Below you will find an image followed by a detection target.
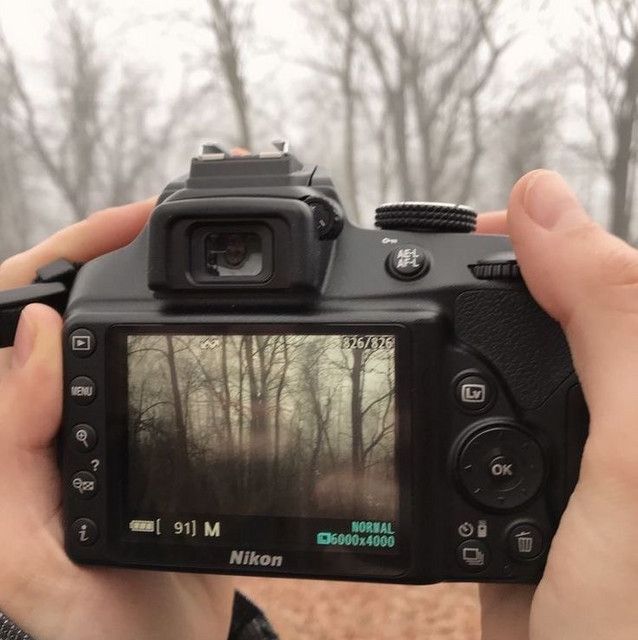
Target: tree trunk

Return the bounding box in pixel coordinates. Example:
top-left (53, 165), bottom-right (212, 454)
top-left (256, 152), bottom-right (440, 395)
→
top-left (207, 0), bottom-right (253, 149)
top-left (610, 41), bottom-right (638, 240)
top-left (350, 348), bottom-right (364, 477)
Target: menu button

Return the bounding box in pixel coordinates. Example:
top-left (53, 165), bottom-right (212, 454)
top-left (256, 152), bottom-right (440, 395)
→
top-left (70, 376), bottom-right (96, 406)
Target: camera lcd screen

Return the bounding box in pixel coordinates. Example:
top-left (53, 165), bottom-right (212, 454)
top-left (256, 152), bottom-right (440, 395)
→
top-left (124, 330), bottom-right (400, 556)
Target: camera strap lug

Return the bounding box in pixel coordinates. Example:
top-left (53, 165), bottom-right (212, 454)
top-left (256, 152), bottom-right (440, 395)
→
top-left (0, 259), bottom-right (81, 348)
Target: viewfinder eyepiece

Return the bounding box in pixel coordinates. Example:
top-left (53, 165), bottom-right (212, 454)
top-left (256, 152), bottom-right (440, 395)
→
top-left (204, 232), bottom-right (262, 275)
top-left (190, 224), bottom-right (273, 284)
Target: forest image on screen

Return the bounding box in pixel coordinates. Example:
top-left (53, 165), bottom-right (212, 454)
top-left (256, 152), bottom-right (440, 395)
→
top-left (127, 333), bottom-right (397, 520)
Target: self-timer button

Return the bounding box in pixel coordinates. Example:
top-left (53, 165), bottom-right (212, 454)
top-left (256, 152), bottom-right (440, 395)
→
top-left (386, 245), bottom-right (430, 280)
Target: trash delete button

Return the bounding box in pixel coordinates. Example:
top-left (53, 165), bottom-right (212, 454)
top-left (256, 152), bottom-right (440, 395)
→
top-left (507, 523), bottom-right (544, 561)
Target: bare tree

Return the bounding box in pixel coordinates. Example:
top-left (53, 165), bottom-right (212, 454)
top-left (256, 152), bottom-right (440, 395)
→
top-left (0, 5), bottom-right (103, 221)
top-left (99, 64), bottom-right (190, 206)
top-left (299, 0), bottom-right (362, 217)
top-left (577, 1), bottom-right (638, 239)
top-left (0, 65), bottom-right (31, 258)
top-left (303, 0), bottom-right (511, 212)
top-left (495, 71), bottom-right (562, 202)
top-left (204, 0), bottom-right (254, 149)
top-left (0, 4), bottom-right (189, 221)
top-left (404, 0), bottom-right (513, 202)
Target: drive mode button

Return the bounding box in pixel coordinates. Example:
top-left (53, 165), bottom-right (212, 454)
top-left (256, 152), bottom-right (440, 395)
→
top-left (457, 539), bottom-right (490, 572)
top-left (70, 376), bottom-right (96, 406)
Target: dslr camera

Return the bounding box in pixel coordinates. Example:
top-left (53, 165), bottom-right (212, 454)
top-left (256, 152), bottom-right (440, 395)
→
top-left (0, 143), bottom-right (588, 584)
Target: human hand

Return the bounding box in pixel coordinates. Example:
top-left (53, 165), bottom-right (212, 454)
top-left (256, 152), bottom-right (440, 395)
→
top-left (478, 170), bottom-right (638, 639)
top-left (0, 199), bottom-right (235, 640)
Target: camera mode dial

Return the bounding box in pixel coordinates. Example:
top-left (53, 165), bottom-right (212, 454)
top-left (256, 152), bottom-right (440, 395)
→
top-left (375, 202), bottom-right (477, 233)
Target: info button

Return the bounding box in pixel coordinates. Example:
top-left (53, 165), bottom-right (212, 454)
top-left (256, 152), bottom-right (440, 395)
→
top-left (70, 376), bottom-right (97, 406)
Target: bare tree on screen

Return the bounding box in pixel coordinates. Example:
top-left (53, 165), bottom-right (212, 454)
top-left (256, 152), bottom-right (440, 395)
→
top-left (577, 1), bottom-right (638, 240)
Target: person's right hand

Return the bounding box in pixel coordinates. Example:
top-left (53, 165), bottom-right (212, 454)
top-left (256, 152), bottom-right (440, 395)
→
top-left (478, 170), bottom-right (638, 639)
top-left (0, 199), bottom-right (235, 640)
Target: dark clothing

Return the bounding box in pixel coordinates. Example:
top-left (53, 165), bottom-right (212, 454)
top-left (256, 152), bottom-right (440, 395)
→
top-left (0, 592), bottom-right (277, 640)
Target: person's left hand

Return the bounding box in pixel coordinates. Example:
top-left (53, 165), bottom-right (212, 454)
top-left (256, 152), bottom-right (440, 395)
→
top-left (0, 199), bottom-right (235, 640)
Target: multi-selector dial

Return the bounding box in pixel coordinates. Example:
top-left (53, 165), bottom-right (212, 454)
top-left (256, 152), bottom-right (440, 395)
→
top-left (375, 202), bottom-right (477, 233)
top-left (457, 424), bottom-right (545, 511)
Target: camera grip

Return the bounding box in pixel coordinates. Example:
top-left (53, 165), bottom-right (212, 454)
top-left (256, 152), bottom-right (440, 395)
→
top-left (455, 289), bottom-right (573, 409)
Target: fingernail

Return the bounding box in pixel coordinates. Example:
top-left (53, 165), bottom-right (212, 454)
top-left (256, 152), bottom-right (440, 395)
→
top-left (523, 171), bottom-right (588, 230)
top-left (11, 310), bottom-right (35, 369)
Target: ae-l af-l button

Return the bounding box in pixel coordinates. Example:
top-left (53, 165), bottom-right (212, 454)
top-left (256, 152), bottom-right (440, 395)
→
top-left (70, 376), bottom-right (96, 406)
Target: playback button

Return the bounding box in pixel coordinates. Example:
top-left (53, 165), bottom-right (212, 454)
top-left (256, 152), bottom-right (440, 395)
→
top-left (69, 329), bottom-right (96, 358)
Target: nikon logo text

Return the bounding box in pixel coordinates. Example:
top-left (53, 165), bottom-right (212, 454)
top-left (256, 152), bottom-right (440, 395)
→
top-left (229, 550), bottom-right (283, 568)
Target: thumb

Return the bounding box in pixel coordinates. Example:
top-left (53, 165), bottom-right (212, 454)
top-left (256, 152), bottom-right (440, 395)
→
top-left (0, 304), bottom-right (63, 450)
top-left (508, 170), bottom-right (638, 451)
top-left (0, 303), bottom-right (63, 528)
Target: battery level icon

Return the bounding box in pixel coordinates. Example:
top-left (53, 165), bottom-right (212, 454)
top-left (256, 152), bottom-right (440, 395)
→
top-left (129, 519), bottom-right (161, 535)
top-left (316, 532), bottom-right (332, 545)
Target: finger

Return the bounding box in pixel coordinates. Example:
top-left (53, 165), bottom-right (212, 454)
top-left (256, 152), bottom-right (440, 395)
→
top-left (0, 196), bottom-right (157, 290)
top-left (476, 210), bottom-right (507, 235)
top-left (507, 170), bottom-right (638, 446)
top-left (480, 584), bottom-right (533, 640)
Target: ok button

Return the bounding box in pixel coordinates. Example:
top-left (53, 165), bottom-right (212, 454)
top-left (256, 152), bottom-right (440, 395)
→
top-left (489, 455), bottom-right (517, 481)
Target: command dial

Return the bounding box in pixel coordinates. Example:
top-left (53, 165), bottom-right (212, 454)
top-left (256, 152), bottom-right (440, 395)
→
top-left (375, 202), bottom-right (477, 233)
top-left (469, 251), bottom-right (522, 281)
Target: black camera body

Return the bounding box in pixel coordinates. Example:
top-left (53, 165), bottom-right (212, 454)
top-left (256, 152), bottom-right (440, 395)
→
top-left (58, 146), bottom-right (588, 584)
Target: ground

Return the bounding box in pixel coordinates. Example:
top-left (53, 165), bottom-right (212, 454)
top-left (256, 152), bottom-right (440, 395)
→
top-left (236, 578), bottom-right (480, 639)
